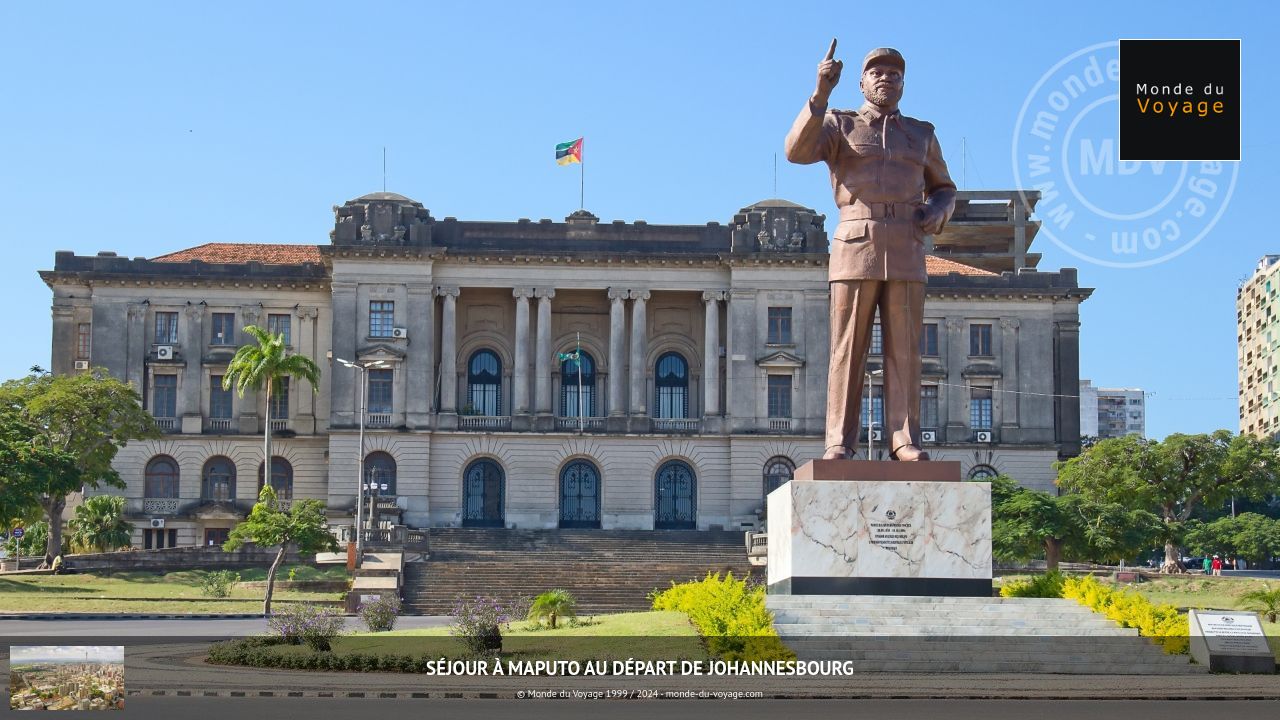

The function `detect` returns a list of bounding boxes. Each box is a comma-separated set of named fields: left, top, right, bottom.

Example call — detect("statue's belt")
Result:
left=840, top=201, right=920, bottom=221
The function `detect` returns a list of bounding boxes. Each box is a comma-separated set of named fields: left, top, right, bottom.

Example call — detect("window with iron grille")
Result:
left=154, top=312, right=178, bottom=344
left=763, top=456, right=795, bottom=496
left=970, top=324, right=993, bottom=356
left=76, top=323, right=91, bottom=359
left=920, top=323, right=939, bottom=356
left=921, top=385, right=939, bottom=428
left=767, top=374, right=792, bottom=418
left=267, top=313, right=291, bottom=345
left=560, top=351, right=597, bottom=417
left=767, top=307, right=792, bottom=344
left=467, top=350, right=502, bottom=415
left=655, top=352, right=689, bottom=418
left=369, top=301, right=394, bottom=337
left=210, top=375, right=232, bottom=419
left=270, top=377, right=289, bottom=420
left=144, top=456, right=179, bottom=498
left=970, top=387, right=993, bottom=429
left=211, top=313, right=235, bottom=346
left=153, top=375, right=177, bottom=417
left=368, top=369, right=393, bottom=414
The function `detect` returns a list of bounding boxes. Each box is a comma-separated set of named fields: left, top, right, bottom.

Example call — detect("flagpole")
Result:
left=577, top=331, right=584, bottom=432
left=579, top=138, right=585, bottom=210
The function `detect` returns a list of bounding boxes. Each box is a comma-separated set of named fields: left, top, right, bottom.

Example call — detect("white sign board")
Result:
left=1188, top=610, right=1275, bottom=673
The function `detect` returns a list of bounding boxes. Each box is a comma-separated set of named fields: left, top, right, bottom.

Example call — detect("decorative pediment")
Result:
left=961, top=363, right=1003, bottom=378
left=757, top=350, right=805, bottom=369
left=356, top=344, right=407, bottom=363
left=185, top=501, right=245, bottom=521
left=922, top=361, right=947, bottom=378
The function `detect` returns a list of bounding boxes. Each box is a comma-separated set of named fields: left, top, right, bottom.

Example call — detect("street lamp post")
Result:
left=335, top=358, right=386, bottom=564
left=865, top=368, right=883, bottom=459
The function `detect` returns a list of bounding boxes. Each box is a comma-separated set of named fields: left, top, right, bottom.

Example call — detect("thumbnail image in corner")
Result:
left=9, top=645, right=125, bottom=711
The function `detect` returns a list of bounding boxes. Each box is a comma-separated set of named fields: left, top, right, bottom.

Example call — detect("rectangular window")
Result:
left=970, top=387, right=993, bottom=430
left=767, top=374, right=792, bottom=418
left=267, top=313, right=292, bottom=346
left=210, top=375, right=232, bottom=419
left=154, top=312, right=178, bottom=344
left=211, top=313, right=235, bottom=346
left=270, top=377, right=289, bottom=420
left=921, top=386, right=939, bottom=429
left=368, top=369, right=393, bottom=414
left=153, top=375, right=177, bottom=417
left=76, top=323, right=91, bottom=359
left=920, top=323, right=939, bottom=356
left=767, top=307, right=792, bottom=344
left=870, top=322, right=883, bottom=355
left=969, top=323, right=993, bottom=356
left=861, top=385, right=884, bottom=429
left=369, top=301, right=394, bottom=337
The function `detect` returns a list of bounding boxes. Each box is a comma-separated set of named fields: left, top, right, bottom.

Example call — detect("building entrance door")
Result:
left=559, top=460, right=601, bottom=529
left=654, top=460, right=696, bottom=530
left=462, top=459, right=505, bottom=528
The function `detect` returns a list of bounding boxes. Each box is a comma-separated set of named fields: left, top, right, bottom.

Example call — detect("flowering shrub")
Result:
left=359, top=594, right=403, bottom=633
left=198, top=570, right=241, bottom=599
left=268, top=603, right=345, bottom=652
left=651, top=572, right=793, bottom=661
left=450, top=595, right=510, bottom=655
left=1063, top=575, right=1188, bottom=654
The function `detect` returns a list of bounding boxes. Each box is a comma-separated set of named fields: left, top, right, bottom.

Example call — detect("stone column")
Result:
left=50, top=305, right=75, bottom=376
left=943, top=316, right=966, bottom=442
left=607, top=288, right=627, bottom=424
left=702, top=291, right=723, bottom=418
left=513, top=288, right=533, bottom=416
left=296, top=306, right=319, bottom=434
left=628, top=289, right=650, bottom=421
left=237, top=304, right=263, bottom=434
left=330, top=282, right=357, bottom=427
left=999, top=318, right=1020, bottom=432
left=406, top=284, right=435, bottom=429
left=180, top=303, right=204, bottom=433
left=125, top=303, right=147, bottom=395
left=534, top=288, right=556, bottom=423
left=1054, top=320, right=1082, bottom=458
left=437, top=286, right=459, bottom=426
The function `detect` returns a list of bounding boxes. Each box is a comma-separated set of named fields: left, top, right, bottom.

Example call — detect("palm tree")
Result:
left=1241, top=584, right=1280, bottom=623
left=528, top=589, right=578, bottom=629
left=223, top=326, right=321, bottom=497
left=67, top=495, right=133, bottom=553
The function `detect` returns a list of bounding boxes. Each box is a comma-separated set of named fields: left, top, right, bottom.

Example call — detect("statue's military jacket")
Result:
left=785, top=101, right=957, bottom=282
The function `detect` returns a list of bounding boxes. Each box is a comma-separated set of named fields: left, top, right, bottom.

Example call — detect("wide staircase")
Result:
left=767, top=595, right=1205, bottom=674
left=403, top=528, right=754, bottom=615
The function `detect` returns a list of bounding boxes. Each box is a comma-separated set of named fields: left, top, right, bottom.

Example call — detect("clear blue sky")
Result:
left=1, top=1, right=1274, bottom=439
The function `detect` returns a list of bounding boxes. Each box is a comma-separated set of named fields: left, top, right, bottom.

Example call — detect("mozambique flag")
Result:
left=555, top=137, right=583, bottom=166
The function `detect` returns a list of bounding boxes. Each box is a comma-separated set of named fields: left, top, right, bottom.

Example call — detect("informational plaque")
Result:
left=1188, top=610, right=1276, bottom=673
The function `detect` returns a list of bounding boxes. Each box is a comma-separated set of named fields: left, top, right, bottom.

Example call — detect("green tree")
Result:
left=528, top=589, right=578, bottom=629
left=1057, top=431, right=1280, bottom=572
left=1185, top=513, right=1280, bottom=567
left=222, top=326, right=321, bottom=488
left=1241, top=584, right=1280, bottom=623
left=990, top=476, right=1080, bottom=571
left=0, top=368, right=158, bottom=565
left=66, top=495, right=133, bottom=553
left=223, top=485, right=338, bottom=616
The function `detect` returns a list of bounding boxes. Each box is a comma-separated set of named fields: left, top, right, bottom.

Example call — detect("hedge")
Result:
left=1062, top=575, right=1188, bottom=654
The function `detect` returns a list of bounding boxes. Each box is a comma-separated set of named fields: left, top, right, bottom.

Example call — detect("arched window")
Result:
left=462, top=458, right=504, bottom=527
left=560, top=350, right=597, bottom=417
left=202, top=456, right=236, bottom=502
left=763, top=456, right=795, bottom=497
left=467, top=350, right=502, bottom=416
left=257, top=457, right=293, bottom=500
left=559, top=459, right=601, bottom=528
left=967, top=464, right=999, bottom=480
left=144, top=456, right=179, bottom=498
left=654, top=459, right=696, bottom=529
left=365, top=451, right=397, bottom=495
left=655, top=352, right=689, bottom=419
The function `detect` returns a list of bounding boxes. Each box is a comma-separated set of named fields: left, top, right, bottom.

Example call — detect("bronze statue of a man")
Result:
left=785, top=40, right=956, bottom=462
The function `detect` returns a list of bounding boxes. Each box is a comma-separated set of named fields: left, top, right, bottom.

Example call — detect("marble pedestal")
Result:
left=767, top=460, right=992, bottom=596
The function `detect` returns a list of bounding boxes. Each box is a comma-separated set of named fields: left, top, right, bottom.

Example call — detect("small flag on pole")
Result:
left=555, top=137, right=583, bottom=166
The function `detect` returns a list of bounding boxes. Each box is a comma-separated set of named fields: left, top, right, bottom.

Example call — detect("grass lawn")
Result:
left=1117, top=574, right=1280, bottom=659
left=253, top=611, right=706, bottom=663
left=0, top=566, right=347, bottom=613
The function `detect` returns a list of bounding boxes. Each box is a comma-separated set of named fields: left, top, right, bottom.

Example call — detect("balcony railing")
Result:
left=209, top=418, right=233, bottom=433
left=555, top=416, right=605, bottom=431
left=270, top=419, right=287, bottom=432
left=652, top=418, right=701, bottom=433
left=154, top=417, right=177, bottom=433
left=459, top=415, right=512, bottom=431
left=366, top=413, right=393, bottom=428
left=768, top=418, right=794, bottom=432
left=142, top=497, right=179, bottom=515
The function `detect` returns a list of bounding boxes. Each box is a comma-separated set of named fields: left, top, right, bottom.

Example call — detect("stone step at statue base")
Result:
left=767, top=595, right=1205, bottom=675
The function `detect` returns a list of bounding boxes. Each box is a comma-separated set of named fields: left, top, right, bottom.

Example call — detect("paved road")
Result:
left=119, top=698, right=1280, bottom=720
left=0, top=615, right=451, bottom=637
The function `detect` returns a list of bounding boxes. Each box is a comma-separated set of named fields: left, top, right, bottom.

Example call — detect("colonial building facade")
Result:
left=41, top=190, right=1090, bottom=548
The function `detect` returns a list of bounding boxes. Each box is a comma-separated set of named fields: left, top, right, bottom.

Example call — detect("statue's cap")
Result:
left=862, top=47, right=905, bottom=73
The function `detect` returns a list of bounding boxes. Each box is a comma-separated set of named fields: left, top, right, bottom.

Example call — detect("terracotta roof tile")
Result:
left=926, top=256, right=996, bottom=277
left=151, top=243, right=322, bottom=265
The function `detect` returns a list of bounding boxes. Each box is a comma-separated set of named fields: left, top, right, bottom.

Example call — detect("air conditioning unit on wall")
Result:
left=150, top=518, right=165, bottom=529
left=156, top=346, right=174, bottom=360
left=391, top=327, right=408, bottom=339
left=976, top=431, right=993, bottom=443
left=921, top=430, right=936, bottom=443
left=73, top=360, right=89, bottom=370
left=871, top=429, right=883, bottom=441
